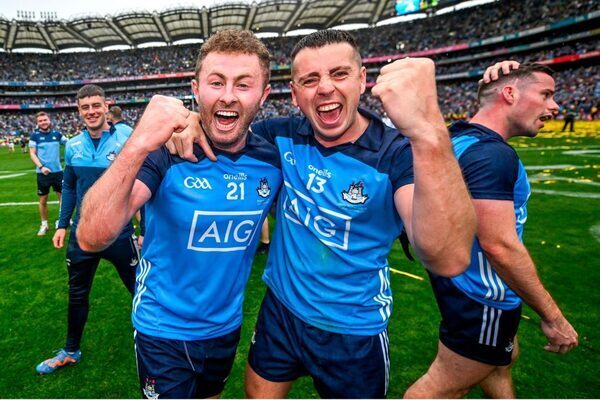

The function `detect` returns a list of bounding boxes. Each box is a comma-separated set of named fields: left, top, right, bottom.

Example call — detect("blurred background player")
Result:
left=35, top=85, right=138, bottom=375
left=405, top=62, right=578, bottom=399
left=28, top=112, right=67, bottom=235
left=107, top=105, right=134, bottom=137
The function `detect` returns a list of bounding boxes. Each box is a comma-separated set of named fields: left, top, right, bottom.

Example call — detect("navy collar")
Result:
left=449, top=120, right=505, bottom=141
left=83, top=124, right=116, bottom=138
left=295, top=107, right=387, bottom=152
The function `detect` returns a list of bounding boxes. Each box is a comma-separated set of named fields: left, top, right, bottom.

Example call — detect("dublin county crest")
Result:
left=143, top=377, right=160, bottom=400
left=342, top=181, right=369, bottom=204
left=257, top=178, right=271, bottom=198
left=106, top=151, right=117, bottom=161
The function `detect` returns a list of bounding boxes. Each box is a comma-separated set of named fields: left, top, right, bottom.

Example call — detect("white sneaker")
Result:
left=37, top=225, right=49, bottom=236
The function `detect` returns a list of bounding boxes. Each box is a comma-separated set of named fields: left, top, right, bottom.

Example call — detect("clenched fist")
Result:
left=128, top=95, right=193, bottom=154
left=371, top=58, right=445, bottom=139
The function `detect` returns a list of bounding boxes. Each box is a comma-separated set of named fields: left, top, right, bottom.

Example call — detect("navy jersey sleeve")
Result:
left=389, top=140, right=414, bottom=192
left=58, top=165, right=77, bottom=228
left=459, top=140, right=519, bottom=200
left=136, top=146, right=173, bottom=196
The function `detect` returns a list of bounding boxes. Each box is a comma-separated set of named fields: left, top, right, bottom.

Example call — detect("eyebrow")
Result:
left=207, top=71, right=256, bottom=81
left=296, top=65, right=353, bottom=81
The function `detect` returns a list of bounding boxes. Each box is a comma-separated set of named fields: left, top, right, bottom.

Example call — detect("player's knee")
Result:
left=39, top=196, right=48, bottom=205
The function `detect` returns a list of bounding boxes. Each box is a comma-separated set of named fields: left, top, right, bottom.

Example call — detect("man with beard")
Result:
left=173, top=29, right=475, bottom=398
left=404, top=63, right=578, bottom=398
left=35, top=84, right=139, bottom=375
left=29, top=111, right=67, bottom=235
left=77, top=30, right=282, bottom=398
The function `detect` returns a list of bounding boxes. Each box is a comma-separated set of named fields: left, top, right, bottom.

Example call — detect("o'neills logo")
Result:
left=223, top=172, right=248, bottom=181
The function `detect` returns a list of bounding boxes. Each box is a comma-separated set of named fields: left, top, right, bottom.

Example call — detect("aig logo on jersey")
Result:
left=184, top=176, right=213, bottom=190
left=187, top=210, right=263, bottom=252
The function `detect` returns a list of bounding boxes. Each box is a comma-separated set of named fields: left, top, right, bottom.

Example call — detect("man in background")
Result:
left=405, top=62, right=578, bottom=398
left=35, top=85, right=138, bottom=375
left=28, top=112, right=67, bottom=235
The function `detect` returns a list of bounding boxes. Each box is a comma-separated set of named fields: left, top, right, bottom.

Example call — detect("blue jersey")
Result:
left=58, top=126, right=134, bottom=239
left=450, top=120, right=529, bottom=310
left=133, top=134, right=282, bottom=341
left=113, top=121, right=134, bottom=137
left=29, top=129, right=67, bottom=172
left=253, top=108, right=414, bottom=336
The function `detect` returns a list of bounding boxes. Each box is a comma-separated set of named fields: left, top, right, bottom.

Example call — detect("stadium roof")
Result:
left=0, top=0, right=413, bottom=52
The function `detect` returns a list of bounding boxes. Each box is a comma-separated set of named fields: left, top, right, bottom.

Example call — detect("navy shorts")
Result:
left=248, top=289, right=390, bottom=399
left=135, top=328, right=241, bottom=399
left=37, top=171, right=63, bottom=196
left=429, top=273, right=522, bottom=366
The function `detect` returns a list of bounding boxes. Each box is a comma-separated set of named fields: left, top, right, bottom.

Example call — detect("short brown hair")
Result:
left=195, top=30, right=271, bottom=87
left=108, top=105, right=123, bottom=120
left=478, top=62, right=554, bottom=104
left=35, top=111, right=49, bottom=119
left=77, top=84, right=105, bottom=102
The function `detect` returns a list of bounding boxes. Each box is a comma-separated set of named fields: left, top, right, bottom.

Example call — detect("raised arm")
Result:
left=373, top=58, right=475, bottom=276
left=77, top=95, right=194, bottom=252
left=475, top=198, right=578, bottom=354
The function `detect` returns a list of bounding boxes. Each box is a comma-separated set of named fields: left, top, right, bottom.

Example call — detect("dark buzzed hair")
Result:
left=478, top=62, right=555, bottom=104
left=108, top=105, right=123, bottom=120
left=77, top=84, right=105, bottom=102
left=195, top=30, right=271, bottom=87
left=291, top=30, right=362, bottom=69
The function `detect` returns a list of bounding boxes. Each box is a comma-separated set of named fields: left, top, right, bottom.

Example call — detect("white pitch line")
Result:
left=517, top=145, right=600, bottom=152
left=532, top=189, right=600, bottom=199
left=525, top=164, right=579, bottom=171
left=590, top=224, right=600, bottom=244
left=529, top=175, right=600, bottom=187
left=390, top=268, right=424, bottom=281
left=0, top=201, right=59, bottom=207
left=0, top=173, right=26, bottom=179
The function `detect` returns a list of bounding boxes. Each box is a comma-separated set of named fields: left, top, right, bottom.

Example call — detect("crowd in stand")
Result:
left=0, top=0, right=597, bottom=82
left=2, top=63, right=598, bottom=137
left=0, top=0, right=598, bottom=136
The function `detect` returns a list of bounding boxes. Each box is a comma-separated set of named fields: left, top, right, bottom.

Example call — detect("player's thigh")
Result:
left=196, top=328, right=241, bottom=398
left=36, top=173, right=50, bottom=196
left=66, top=236, right=102, bottom=294
left=135, top=331, right=197, bottom=399
left=102, top=235, right=139, bottom=292
left=305, top=328, right=389, bottom=399
left=50, top=172, right=63, bottom=194
left=247, top=289, right=307, bottom=385
left=425, top=340, right=498, bottom=395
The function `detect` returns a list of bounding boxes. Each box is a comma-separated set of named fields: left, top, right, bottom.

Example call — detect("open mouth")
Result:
left=316, top=103, right=342, bottom=125
left=214, top=110, right=239, bottom=130
left=539, top=115, right=552, bottom=122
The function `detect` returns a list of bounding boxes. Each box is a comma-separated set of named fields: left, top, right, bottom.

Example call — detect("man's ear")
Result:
left=501, top=85, right=517, bottom=105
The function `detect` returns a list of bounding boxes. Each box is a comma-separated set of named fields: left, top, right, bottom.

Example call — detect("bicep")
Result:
left=394, top=183, right=414, bottom=241
left=129, top=180, right=152, bottom=217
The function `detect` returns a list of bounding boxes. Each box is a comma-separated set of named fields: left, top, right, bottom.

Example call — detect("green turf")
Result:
left=0, top=120, right=598, bottom=398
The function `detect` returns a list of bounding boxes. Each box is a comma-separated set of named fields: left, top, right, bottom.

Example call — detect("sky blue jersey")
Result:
left=113, top=121, right=134, bottom=137
left=450, top=120, right=529, bottom=310
left=133, top=134, right=282, bottom=341
left=29, top=129, right=67, bottom=173
left=58, top=126, right=133, bottom=239
left=252, top=108, right=414, bottom=336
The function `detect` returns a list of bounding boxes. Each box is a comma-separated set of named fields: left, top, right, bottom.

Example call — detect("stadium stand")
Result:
left=0, top=0, right=598, bottom=136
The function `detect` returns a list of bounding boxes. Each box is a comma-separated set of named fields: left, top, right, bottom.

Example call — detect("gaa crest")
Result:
left=342, top=181, right=369, bottom=204
left=257, top=178, right=271, bottom=198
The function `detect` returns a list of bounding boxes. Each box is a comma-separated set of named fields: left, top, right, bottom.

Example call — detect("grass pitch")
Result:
left=0, top=120, right=598, bottom=398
